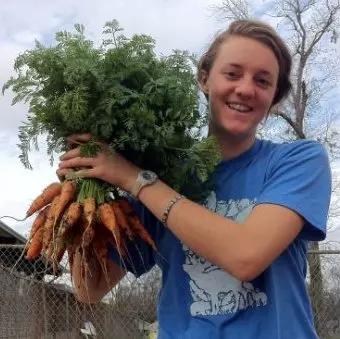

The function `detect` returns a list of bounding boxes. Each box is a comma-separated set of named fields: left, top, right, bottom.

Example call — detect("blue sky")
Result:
left=0, top=0, right=339, bottom=242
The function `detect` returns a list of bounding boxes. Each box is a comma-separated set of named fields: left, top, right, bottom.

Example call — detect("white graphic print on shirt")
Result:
left=182, top=192, right=268, bottom=316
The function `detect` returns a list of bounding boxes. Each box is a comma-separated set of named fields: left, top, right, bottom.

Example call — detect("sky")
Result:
left=0, top=0, right=340, bottom=243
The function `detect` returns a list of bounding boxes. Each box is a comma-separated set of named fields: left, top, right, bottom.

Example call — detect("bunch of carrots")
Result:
left=25, top=179, right=156, bottom=279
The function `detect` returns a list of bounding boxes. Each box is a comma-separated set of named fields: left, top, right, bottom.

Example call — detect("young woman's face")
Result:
left=200, top=36, right=279, bottom=140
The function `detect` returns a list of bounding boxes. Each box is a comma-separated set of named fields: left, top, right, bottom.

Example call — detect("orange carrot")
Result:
left=53, top=180, right=76, bottom=226
left=26, top=227, right=44, bottom=260
left=49, top=202, right=82, bottom=265
left=111, top=202, right=134, bottom=240
left=83, top=197, right=96, bottom=227
left=27, top=205, right=50, bottom=242
left=82, top=197, right=96, bottom=248
left=127, top=214, right=157, bottom=252
left=26, top=182, right=61, bottom=217
left=42, top=195, right=60, bottom=252
left=116, top=198, right=156, bottom=250
left=58, top=202, right=82, bottom=239
left=116, top=197, right=134, bottom=215
left=98, top=203, right=124, bottom=256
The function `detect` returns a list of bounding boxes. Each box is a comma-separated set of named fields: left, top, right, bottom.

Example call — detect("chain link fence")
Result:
left=0, top=244, right=159, bottom=339
left=0, top=243, right=339, bottom=339
left=308, top=243, right=340, bottom=339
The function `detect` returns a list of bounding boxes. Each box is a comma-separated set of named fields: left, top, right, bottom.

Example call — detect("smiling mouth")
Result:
left=226, top=102, right=253, bottom=113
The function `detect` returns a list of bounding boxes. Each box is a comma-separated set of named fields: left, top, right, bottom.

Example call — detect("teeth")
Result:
left=227, top=103, right=252, bottom=112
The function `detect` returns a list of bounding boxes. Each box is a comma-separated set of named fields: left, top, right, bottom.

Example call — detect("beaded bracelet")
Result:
left=161, top=194, right=185, bottom=227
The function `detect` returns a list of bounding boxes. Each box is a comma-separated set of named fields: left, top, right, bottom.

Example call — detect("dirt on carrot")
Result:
left=53, top=180, right=77, bottom=226
left=111, top=202, right=134, bottom=241
left=98, top=203, right=125, bottom=257
left=26, top=227, right=44, bottom=260
left=116, top=198, right=157, bottom=251
left=42, top=195, right=60, bottom=252
left=82, top=197, right=96, bottom=248
left=127, top=214, right=157, bottom=252
left=28, top=205, right=50, bottom=242
left=26, top=182, right=61, bottom=217
left=21, top=180, right=159, bottom=282
left=58, top=202, right=82, bottom=239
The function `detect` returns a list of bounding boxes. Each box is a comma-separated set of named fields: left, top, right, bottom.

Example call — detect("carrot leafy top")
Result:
left=3, top=20, right=221, bottom=202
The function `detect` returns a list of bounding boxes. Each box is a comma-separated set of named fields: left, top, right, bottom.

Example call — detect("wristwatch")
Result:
left=133, top=170, right=158, bottom=199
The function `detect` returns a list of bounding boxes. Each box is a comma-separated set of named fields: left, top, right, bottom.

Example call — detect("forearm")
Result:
left=71, top=246, right=102, bottom=302
left=138, top=180, right=255, bottom=280
left=71, top=246, right=126, bottom=303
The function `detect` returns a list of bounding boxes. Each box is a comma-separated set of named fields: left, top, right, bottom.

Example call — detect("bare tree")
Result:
left=211, top=0, right=340, bottom=335
left=210, top=0, right=340, bottom=146
left=211, top=0, right=252, bottom=20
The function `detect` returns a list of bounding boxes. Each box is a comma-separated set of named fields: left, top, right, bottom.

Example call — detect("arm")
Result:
left=136, top=142, right=331, bottom=281
left=58, top=137, right=331, bottom=282
left=71, top=243, right=126, bottom=303
left=137, top=180, right=304, bottom=281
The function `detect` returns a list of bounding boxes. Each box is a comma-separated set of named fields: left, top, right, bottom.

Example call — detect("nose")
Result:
left=234, top=78, right=255, bottom=99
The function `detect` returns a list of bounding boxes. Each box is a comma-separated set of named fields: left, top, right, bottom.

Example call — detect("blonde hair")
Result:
left=198, top=19, right=292, bottom=107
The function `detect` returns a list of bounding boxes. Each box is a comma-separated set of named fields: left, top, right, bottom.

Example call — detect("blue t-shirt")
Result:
left=109, top=138, right=332, bottom=339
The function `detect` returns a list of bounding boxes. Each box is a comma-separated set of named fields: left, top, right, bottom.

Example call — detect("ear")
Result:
left=198, top=70, right=209, bottom=94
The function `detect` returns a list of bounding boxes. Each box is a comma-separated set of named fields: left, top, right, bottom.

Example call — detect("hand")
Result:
left=56, top=134, right=90, bottom=182
left=56, top=134, right=140, bottom=194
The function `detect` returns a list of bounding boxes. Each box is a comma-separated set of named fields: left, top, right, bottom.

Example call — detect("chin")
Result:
left=210, top=117, right=256, bottom=139
left=221, top=123, right=252, bottom=137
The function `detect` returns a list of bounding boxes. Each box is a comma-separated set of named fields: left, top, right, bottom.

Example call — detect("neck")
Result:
left=215, top=133, right=256, bottom=160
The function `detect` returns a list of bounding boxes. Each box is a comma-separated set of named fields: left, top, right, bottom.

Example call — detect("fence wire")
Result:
left=0, top=243, right=339, bottom=339
left=0, top=244, right=157, bottom=339
left=307, top=243, right=340, bottom=339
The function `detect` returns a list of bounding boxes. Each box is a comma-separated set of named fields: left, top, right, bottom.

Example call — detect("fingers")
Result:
left=59, top=156, right=95, bottom=170
left=56, top=168, right=94, bottom=181
left=60, top=147, right=81, bottom=161
left=66, top=134, right=92, bottom=150
left=68, top=169, right=93, bottom=179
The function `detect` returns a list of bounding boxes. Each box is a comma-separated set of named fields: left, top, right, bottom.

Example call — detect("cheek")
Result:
left=208, top=74, right=230, bottom=95
left=259, top=91, right=276, bottom=110
left=208, top=84, right=230, bottom=108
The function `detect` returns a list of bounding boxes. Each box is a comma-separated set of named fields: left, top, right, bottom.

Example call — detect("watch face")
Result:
left=143, top=171, right=154, bottom=180
left=135, top=170, right=158, bottom=198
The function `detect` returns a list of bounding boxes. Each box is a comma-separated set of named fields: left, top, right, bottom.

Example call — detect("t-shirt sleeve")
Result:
left=107, top=197, right=159, bottom=278
left=256, top=140, right=332, bottom=241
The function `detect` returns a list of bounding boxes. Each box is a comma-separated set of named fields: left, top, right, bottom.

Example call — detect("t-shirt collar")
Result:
left=216, top=138, right=262, bottom=169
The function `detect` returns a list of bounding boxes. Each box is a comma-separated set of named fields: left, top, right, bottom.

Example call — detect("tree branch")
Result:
left=305, top=3, right=340, bottom=58
left=210, top=0, right=250, bottom=20
left=272, top=110, right=306, bottom=139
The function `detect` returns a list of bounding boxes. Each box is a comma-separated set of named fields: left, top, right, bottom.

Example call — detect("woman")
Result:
left=57, top=19, right=332, bottom=338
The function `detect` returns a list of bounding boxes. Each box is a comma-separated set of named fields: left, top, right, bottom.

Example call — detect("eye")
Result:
left=256, top=78, right=271, bottom=88
left=225, top=71, right=239, bottom=79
